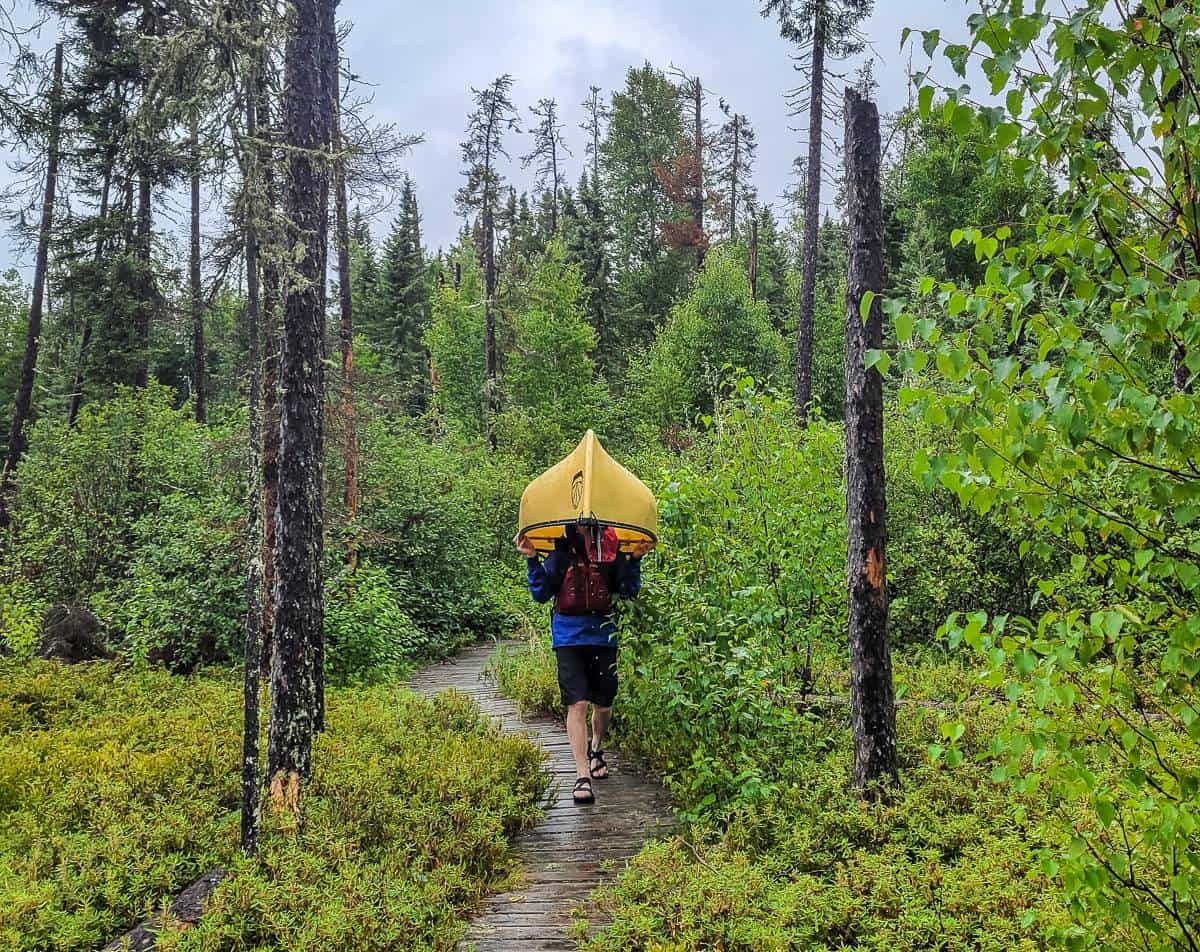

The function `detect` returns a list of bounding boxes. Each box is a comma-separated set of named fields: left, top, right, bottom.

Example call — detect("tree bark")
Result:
left=795, top=6, right=825, bottom=426
left=133, top=167, right=153, bottom=390
left=68, top=149, right=115, bottom=427
left=692, top=78, right=705, bottom=268
left=334, top=91, right=359, bottom=568
left=267, top=0, right=335, bottom=795
left=484, top=200, right=498, bottom=451
left=750, top=214, right=759, bottom=301
left=260, top=93, right=280, bottom=680
left=843, top=86, right=897, bottom=796
left=240, top=15, right=264, bottom=856
left=190, top=118, right=206, bottom=423
left=730, top=116, right=740, bottom=241
left=2, top=43, right=64, bottom=497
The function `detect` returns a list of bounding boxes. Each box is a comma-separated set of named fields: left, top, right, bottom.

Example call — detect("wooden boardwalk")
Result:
left=409, top=643, right=673, bottom=951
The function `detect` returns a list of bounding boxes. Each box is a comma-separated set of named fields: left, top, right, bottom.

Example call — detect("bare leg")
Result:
left=590, top=705, right=612, bottom=777
left=566, top=700, right=590, bottom=780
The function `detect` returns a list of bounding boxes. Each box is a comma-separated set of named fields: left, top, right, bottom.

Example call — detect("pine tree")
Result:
left=761, top=0, right=874, bottom=424
left=565, top=170, right=616, bottom=374
left=456, top=75, right=518, bottom=450
left=377, top=176, right=429, bottom=408
left=522, top=97, right=570, bottom=234
left=711, top=103, right=758, bottom=242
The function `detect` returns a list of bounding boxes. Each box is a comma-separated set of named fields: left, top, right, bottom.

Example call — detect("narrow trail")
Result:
left=410, top=643, right=673, bottom=951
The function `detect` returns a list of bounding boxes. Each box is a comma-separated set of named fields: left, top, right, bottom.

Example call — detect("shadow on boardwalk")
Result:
left=410, top=642, right=673, bottom=951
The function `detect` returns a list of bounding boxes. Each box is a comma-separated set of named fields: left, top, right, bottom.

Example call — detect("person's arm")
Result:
left=613, top=551, right=642, bottom=599
left=527, top=549, right=566, bottom=604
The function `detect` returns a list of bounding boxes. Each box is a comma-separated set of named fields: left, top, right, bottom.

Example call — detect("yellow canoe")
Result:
left=518, top=430, right=657, bottom=554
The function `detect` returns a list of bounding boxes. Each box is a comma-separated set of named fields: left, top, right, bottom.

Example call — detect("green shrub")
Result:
left=487, top=624, right=560, bottom=716
left=0, top=659, right=547, bottom=952
left=324, top=564, right=422, bottom=682
left=0, top=580, right=45, bottom=657
left=618, top=382, right=844, bottom=817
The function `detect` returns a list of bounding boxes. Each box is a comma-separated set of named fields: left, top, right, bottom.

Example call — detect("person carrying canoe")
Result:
left=515, top=523, right=653, bottom=805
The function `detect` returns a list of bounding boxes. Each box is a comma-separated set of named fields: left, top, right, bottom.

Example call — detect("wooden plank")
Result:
left=410, top=643, right=671, bottom=949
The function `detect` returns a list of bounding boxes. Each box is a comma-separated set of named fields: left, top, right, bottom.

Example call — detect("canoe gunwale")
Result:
left=517, top=517, right=658, bottom=553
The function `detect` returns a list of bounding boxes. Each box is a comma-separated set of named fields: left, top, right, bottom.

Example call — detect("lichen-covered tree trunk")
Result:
left=843, top=86, right=897, bottom=796
left=240, top=19, right=265, bottom=855
left=795, top=7, right=825, bottom=426
left=334, top=92, right=359, bottom=567
left=266, top=0, right=335, bottom=800
left=190, top=118, right=206, bottom=423
left=3, top=43, right=64, bottom=498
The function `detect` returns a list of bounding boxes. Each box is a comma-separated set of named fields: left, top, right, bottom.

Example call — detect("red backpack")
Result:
left=555, top=554, right=613, bottom=616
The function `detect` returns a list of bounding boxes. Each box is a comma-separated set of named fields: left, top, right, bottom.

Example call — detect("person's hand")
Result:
left=629, top=540, right=655, bottom=559
left=514, top=533, right=537, bottom=558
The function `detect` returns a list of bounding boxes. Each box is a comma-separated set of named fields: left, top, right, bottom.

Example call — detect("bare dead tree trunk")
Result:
left=333, top=90, right=359, bottom=568
left=68, top=148, right=115, bottom=426
left=133, top=167, right=153, bottom=390
left=691, top=77, right=705, bottom=268
left=267, top=0, right=335, bottom=803
left=729, top=116, right=740, bottom=241
left=484, top=200, right=498, bottom=452
left=843, top=86, right=897, bottom=797
left=190, top=117, right=206, bottom=423
left=750, top=214, right=759, bottom=301
left=240, top=15, right=265, bottom=856
left=795, top=7, right=825, bottom=426
left=2, top=43, right=64, bottom=500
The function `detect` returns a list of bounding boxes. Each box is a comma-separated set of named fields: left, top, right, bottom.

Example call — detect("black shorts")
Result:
left=554, top=645, right=618, bottom=707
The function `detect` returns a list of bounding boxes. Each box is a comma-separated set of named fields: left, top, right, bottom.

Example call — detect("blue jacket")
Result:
left=526, top=549, right=642, bottom=647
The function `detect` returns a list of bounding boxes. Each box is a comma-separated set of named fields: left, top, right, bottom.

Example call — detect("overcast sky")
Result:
left=0, top=0, right=977, bottom=274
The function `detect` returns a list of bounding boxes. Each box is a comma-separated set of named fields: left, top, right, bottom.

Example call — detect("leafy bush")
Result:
left=6, top=385, right=245, bottom=666
left=0, top=579, right=45, bottom=657
left=0, top=659, right=547, bottom=952
left=324, top=563, right=422, bottom=682
left=356, top=417, right=515, bottom=651
left=619, top=382, right=844, bottom=816
left=629, top=250, right=788, bottom=438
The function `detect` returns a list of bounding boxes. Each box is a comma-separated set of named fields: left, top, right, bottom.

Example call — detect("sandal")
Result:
left=572, top=776, right=595, bottom=804
left=588, top=745, right=609, bottom=780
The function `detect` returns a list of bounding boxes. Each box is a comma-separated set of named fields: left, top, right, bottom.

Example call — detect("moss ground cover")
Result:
left=0, top=659, right=546, bottom=952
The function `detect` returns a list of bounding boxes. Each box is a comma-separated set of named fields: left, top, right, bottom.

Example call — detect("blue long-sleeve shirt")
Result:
left=526, top=549, right=642, bottom=647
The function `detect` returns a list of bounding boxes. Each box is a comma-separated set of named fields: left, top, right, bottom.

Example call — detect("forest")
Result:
left=0, top=0, right=1197, bottom=949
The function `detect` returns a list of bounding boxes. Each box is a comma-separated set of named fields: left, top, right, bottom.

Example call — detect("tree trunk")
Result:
left=260, top=93, right=280, bottom=680
left=750, top=214, right=759, bottom=301
left=334, top=92, right=359, bottom=567
left=484, top=201, right=498, bottom=451
left=692, top=78, right=705, bottom=268
left=795, top=7, right=825, bottom=426
left=2, top=43, right=64, bottom=497
left=68, top=150, right=114, bottom=426
left=730, top=117, right=739, bottom=241
left=843, top=86, right=897, bottom=796
left=267, top=0, right=335, bottom=799
left=240, top=17, right=264, bottom=856
left=190, top=118, right=206, bottom=423
left=133, top=168, right=153, bottom=389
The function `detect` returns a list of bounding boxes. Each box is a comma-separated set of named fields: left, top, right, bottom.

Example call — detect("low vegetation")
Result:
left=0, top=660, right=546, bottom=951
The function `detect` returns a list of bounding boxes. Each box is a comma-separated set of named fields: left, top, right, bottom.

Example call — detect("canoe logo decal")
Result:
left=570, top=470, right=584, bottom=509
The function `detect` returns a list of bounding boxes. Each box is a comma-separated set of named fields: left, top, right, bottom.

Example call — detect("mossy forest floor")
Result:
left=0, top=658, right=546, bottom=951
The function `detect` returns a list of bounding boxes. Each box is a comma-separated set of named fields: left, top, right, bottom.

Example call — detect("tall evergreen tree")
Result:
left=565, top=170, right=615, bottom=374
left=712, top=102, right=758, bottom=242
left=456, top=75, right=518, bottom=449
left=522, top=97, right=570, bottom=234
left=761, top=0, right=874, bottom=424
left=375, top=177, right=429, bottom=408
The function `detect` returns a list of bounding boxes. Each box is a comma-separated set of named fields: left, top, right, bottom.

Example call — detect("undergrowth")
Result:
left=0, top=659, right=546, bottom=952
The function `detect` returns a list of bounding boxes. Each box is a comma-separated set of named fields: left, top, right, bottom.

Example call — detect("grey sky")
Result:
left=1, top=0, right=977, bottom=273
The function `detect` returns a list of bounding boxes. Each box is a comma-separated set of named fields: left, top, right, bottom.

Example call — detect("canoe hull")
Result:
left=518, top=431, right=657, bottom=553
